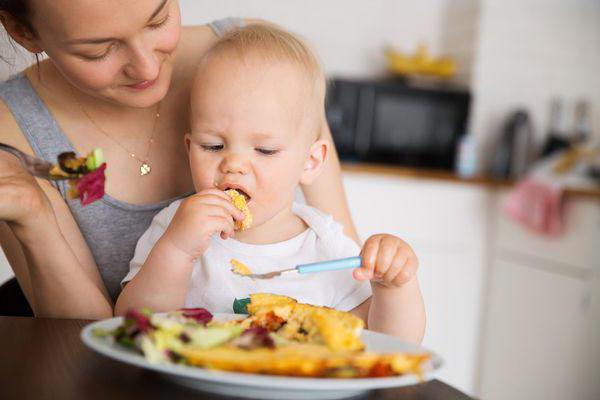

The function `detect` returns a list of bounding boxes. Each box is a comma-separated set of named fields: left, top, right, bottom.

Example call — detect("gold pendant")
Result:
left=140, top=162, right=151, bottom=176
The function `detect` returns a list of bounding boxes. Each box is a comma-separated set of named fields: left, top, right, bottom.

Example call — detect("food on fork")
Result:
left=230, top=259, right=253, bottom=276
left=50, top=148, right=107, bottom=206
left=225, top=189, right=252, bottom=230
left=99, top=294, right=430, bottom=379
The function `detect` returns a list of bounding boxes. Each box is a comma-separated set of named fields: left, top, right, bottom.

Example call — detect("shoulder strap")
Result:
left=208, top=17, right=246, bottom=38
left=0, top=74, right=75, bottom=162
left=0, top=74, right=75, bottom=195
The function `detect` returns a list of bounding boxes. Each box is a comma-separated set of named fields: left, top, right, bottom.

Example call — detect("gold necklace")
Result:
left=75, top=97, right=160, bottom=177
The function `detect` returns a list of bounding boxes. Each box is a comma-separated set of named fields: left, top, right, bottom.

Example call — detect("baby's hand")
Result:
left=161, top=189, right=246, bottom=259
left=354, top=234, right=418, bottom=288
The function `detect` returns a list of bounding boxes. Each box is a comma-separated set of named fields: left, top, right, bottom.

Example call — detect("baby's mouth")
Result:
left=225, top=187, right=251, bottom=202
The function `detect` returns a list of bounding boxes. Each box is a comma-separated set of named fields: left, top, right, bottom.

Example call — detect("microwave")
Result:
left=325, top=78, right=470, bottom=170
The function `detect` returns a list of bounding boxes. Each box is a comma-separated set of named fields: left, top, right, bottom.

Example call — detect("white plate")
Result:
left=81, top=313, right=443, bottom=399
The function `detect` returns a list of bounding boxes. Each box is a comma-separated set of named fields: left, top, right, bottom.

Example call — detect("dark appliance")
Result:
left=326, top=78, right=470, bottom=170
left=491, top=109, right=535, bottom=180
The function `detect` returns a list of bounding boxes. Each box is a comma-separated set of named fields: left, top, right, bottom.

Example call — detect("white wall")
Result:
left=179, top=0, right=448, bottom=78
left=469, top=0, right=600, bottom=171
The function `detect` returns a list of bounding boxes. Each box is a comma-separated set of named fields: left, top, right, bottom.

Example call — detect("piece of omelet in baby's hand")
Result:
left=225, top=189, right=252, bottom=231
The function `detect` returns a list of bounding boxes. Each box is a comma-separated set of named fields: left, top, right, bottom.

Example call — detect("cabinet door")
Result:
left=342, top=172, right=490, bottom=396
left=418, top=251, right=483, bottom=394
left=479, top=258, right=593, bottom=400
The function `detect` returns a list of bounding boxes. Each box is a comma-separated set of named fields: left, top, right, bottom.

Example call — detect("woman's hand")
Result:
left=355, top=234, right=419, bottom=288
left=0, top=152, right=52, bottom=229
left=160, top=189, right=246, bottom=259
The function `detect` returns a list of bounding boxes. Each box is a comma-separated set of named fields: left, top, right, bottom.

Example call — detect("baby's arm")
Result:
left=351, top=234, right=426, bottom=343
left=115, top=190, right=244, bottom=315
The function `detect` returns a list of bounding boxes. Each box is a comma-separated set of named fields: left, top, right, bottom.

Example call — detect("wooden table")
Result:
left=0, top=317, right=474, bottom=400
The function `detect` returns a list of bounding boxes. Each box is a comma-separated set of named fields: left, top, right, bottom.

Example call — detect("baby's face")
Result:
left=187, top=54, right=318, bottom=231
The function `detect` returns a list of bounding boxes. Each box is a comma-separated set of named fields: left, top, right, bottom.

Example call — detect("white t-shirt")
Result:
left=122, top=200, right=372, bottom=313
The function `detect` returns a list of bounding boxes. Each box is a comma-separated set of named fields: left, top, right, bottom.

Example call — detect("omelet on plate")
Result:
left=106, top=294, right=429, bottom=379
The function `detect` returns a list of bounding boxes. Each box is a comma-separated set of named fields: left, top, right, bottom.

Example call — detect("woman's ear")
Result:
left=300, top=139, right=329, bottom=185
left=0, top=12, right=43, bottom=54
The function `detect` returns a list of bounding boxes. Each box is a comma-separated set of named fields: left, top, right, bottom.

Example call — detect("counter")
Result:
left=341, top=163, right=600, bottom=200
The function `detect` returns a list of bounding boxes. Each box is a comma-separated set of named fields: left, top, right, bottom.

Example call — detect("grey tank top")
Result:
left=0, top=17, right=245, bottom=302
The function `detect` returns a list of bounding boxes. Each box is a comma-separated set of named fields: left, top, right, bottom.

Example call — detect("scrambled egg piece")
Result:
left=246, top=293, right=365, bottom=352
left=225, top=189, right=252, bottom=231
left=230, top=259, right=253, bottom=276
left=181, top=343, right=429, bottom=377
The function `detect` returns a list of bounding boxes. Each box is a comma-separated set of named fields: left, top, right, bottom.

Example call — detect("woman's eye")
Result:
left=148, top=14, right=170, bottom=30
left=83, top=44, right=116, bottom=62
left=256, top=148, right=279, bottom=156
left=201, top=144, right=224, bottom=152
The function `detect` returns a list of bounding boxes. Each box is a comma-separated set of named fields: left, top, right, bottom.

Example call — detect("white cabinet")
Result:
left=342, top=172, right=600, bottom=399
left=479, top=192, right=600, bottom=400
left=479, top=258, right=594, bottom=400
left=342, top=172, right=491, bottom=396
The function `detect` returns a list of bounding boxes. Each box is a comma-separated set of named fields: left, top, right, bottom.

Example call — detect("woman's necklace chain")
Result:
left=75, top=97, right=161, bottom=177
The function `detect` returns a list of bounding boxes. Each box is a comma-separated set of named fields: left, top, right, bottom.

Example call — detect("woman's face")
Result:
left=29, top=0, right=181, bottom=108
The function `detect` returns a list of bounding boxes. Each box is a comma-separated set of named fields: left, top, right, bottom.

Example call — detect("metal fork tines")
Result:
left=0, top=143, right=73, bottom=181
left=232, top=267, right=297, bottom=280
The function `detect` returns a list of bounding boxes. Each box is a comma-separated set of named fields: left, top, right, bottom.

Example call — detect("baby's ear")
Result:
left=300, top=139, right=329, bottom=185
left=184, top=133, right=192, bottom=152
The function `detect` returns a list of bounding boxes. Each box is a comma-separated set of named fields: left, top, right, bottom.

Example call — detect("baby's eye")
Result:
left=201, top=144, right=224, bottom=152
left=255, top=148, right=279, bottom=156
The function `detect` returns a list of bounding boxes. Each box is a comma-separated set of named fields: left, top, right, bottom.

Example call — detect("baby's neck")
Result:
left=233, top=205, right=308, bottom=245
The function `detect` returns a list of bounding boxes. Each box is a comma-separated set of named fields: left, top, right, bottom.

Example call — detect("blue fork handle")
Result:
left=297, top=256, right=362, bottom=274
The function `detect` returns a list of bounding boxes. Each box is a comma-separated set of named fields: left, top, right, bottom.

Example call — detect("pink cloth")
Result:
left=505, top=179, right=565, bottom=236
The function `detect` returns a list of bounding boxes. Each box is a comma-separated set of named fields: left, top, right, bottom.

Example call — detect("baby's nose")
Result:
left=220, top=153, right=249, bottom=175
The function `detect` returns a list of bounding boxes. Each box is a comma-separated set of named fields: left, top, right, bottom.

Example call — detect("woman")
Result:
left=0, top=0, right=359, bottom=319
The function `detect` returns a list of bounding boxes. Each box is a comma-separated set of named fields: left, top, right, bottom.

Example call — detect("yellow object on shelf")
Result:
left=385, top=44, right=456, bottom=79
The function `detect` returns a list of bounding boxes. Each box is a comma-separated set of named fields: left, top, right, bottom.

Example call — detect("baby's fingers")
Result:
left=195, top=192, right=246, bottom=221
left=373, top=236, right=399, bottom=279
left=355, top=235, right=383, bottom=280
left=391, top=253, right=419, bottom=286
left=213, top=215, right=235, bottom=240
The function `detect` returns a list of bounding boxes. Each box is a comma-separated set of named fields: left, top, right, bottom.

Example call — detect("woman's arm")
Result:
left=0, top=112, right=113, bottom=319
left=302, top=118, right=360, bottom=244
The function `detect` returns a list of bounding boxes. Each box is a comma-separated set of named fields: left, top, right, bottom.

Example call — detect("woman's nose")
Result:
left=123, top=40, right=160, bottom=81
left=220, top=153, right=249, bottom=175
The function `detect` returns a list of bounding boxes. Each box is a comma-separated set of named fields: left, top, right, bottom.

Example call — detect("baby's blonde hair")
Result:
left=199, top=23, right=326, bottom=137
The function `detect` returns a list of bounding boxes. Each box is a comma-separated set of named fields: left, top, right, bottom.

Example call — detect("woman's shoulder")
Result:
left=0, top=87, right=33, bottom=154
left=170, top=24, right=217, bottom=89
left=172, top=18, right=253, bottom=87
left=0, top=70, right=48, bottom=155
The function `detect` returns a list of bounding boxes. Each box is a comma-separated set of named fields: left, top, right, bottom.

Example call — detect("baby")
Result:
left=116, top=24, right=425, bottom=342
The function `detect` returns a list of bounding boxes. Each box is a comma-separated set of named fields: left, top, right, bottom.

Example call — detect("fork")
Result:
left=0, top=143, right=76, bottom=181
left=232, top=256, right=362, bottom=280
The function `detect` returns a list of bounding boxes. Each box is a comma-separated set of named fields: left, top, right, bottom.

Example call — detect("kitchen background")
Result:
left=1, top=0, right=599, bottom=399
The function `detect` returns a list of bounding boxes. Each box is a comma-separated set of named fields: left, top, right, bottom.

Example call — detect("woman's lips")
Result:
left=126, top=78, right=158, bottom=90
